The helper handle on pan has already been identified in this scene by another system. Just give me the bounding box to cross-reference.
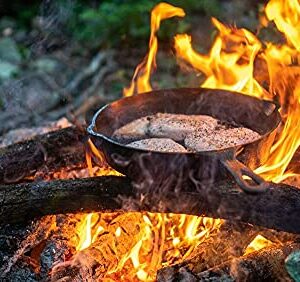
[221,158,270,193]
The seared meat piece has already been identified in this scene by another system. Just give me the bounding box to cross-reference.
[112,113,260,152]
[112,116,151,143]
[147,113,218,141]
[185,127,261,151]
[128,138,187,152]
[112,113,217,142]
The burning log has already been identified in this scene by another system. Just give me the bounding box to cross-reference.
[1,176,300,235]
[50,213,146,281]
[157,223,261,279]
[0,126,86,184]
[157,223,300,280]
[157,242,300,281]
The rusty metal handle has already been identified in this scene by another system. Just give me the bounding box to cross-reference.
[221,158,270,194]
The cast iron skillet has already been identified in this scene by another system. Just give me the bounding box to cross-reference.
[88,88,281,193]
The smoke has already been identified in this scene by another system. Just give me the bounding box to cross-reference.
[116,148,219,215]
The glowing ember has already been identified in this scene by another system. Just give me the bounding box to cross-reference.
[75,212,221,281]
[73,0,300,280]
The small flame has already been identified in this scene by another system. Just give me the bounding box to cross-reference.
[123,3,185,96]
[86,139,123,176]
[244,234,274,255]
[76,213,105,251]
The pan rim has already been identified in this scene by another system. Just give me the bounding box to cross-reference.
[87,87,281,155]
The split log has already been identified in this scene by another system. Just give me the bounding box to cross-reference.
[0,126,86,184]
[157,242,300,282]
[1,176,300,235]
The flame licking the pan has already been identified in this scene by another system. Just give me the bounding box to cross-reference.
[74,0,300,280]
[173,0,300,183]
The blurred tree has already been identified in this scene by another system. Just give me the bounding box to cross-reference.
[69,0,221,48]
[0,0,221,48]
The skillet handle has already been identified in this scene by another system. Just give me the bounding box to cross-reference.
[221,158,270,194]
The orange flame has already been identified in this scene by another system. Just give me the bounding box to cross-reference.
[123,2,185,96]
[80,139,222,281]
[174,18,265,97]
[253,0,300,182]
[265,0,300,51]
[173,3,300,182]
[254,73,300,182]
[75,212,221,281]
[74,0,300,280]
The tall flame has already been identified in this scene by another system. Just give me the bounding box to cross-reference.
[254,0,300,182]
[74,0,300,280]
[172,1,300,182]
[123,2,185,96]
[265,0,300,51]
[174,18,265,97]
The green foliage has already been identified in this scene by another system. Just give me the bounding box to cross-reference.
[2,2,39,29]
[70,0,220,48]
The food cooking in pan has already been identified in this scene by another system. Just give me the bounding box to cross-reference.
[112,113,261,152]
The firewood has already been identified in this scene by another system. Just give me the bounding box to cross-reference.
[161,242,300,282]
[0,176,132,224]
[0,126,86,184]
[1,176,300,235]
[157,223,259,280]
[50,213,146,281]
[157,223,300,281]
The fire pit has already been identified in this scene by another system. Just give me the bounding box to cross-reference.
[1,0,300,281]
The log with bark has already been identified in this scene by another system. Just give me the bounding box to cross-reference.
[1,176,300,235]
[157,242,300,282]
[0,126,86,184]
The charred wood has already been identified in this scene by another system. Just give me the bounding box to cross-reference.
[1,177,300,235]
[160,242,300,282]
[150,178,300,234]
[0,126,86,184]
[157,223,300,281]
[0,176,132,225]
[157,223,261,280]
[50,213,145,281]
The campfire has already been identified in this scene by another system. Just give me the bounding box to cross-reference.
[1,0,300,281]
